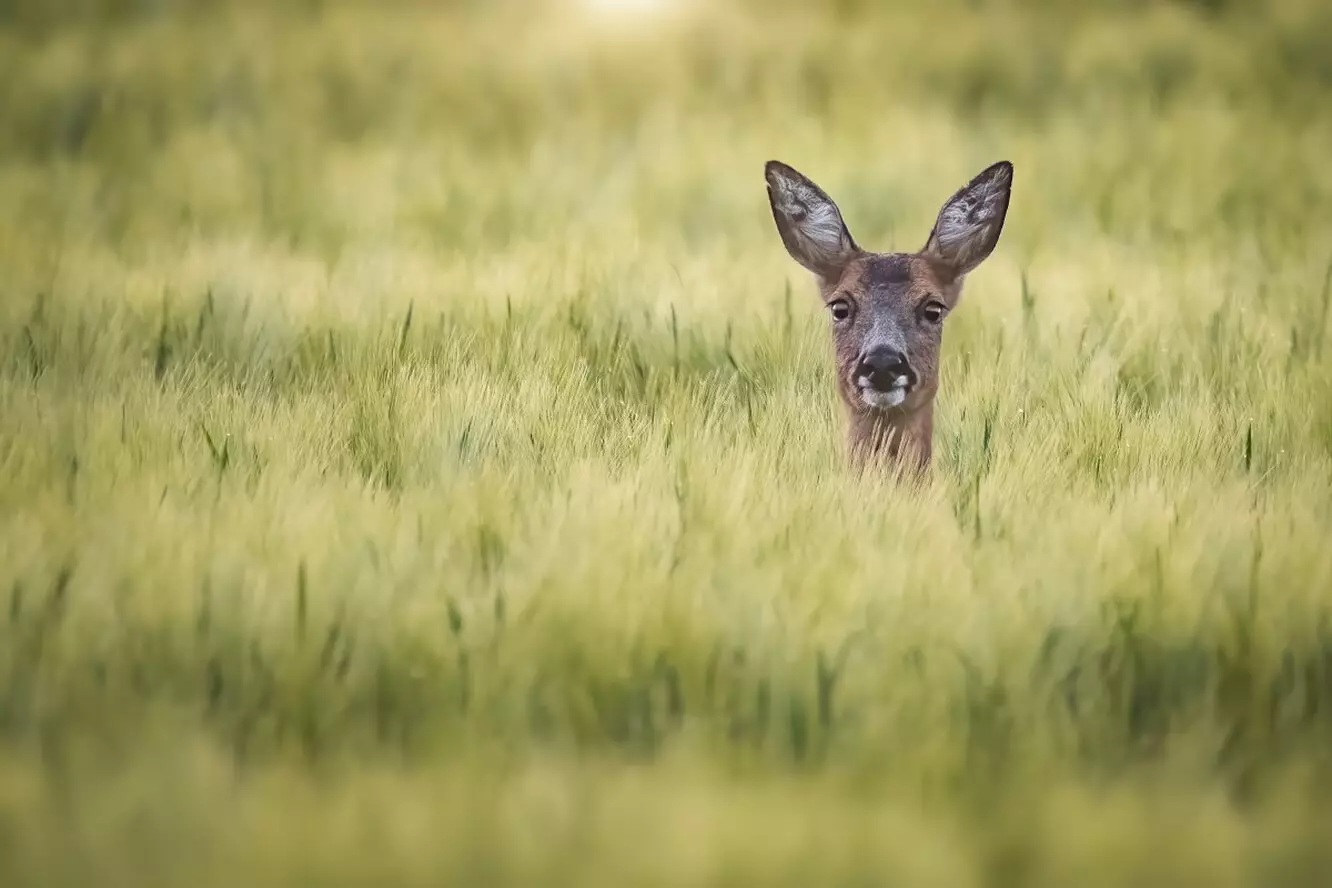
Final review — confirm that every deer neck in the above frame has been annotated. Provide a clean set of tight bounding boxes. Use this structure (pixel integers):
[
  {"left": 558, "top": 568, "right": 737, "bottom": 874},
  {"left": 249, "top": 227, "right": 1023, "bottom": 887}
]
[{"left": 847, "top": 401, "right": 934, "bottom": 473}]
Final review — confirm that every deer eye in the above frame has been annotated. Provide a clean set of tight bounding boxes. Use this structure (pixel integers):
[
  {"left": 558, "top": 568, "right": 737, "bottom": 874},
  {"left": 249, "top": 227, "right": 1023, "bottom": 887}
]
[
  {"left": 921, "top": 301, "right": 946, "bottom": 324},
  {"left": 828, "top": 298, "right": 853, "bottom": 322}
]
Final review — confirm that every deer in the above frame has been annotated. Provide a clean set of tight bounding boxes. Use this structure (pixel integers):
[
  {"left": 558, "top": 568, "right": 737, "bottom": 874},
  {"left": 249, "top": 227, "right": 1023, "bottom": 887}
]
[{"left": 764, "top": 159, "right": 1013, "bottom": 474}]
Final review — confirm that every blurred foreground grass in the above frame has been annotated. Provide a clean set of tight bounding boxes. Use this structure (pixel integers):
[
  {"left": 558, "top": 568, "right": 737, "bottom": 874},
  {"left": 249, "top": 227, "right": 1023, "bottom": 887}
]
[{"left": 2, "top": 0, "right": 1332, "bottom": 884}]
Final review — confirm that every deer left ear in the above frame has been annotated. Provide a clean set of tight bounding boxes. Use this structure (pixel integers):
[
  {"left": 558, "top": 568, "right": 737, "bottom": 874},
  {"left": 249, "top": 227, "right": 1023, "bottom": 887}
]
[
  {"left": 922, "top": 161, "right": 1012, "bottom": 279},
  {"left": 764, "top": 160, "right": 860, "bottom": 282}
]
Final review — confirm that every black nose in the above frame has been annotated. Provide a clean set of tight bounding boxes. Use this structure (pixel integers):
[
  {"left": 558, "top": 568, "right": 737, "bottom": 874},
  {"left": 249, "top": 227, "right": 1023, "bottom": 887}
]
[{"left": 857, "top": 347, "right": 911, "bottom": 391}]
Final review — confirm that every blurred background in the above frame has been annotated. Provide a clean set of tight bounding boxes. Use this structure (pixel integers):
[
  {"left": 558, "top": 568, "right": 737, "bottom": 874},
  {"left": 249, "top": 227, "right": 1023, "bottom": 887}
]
[{"left": 2, "top": 0, "right": 1329, "bottom": 274}]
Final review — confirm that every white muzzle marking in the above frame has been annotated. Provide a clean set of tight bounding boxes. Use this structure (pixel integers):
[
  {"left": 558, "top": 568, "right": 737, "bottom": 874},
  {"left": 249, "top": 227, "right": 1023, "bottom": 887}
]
[{"left": 857, "top": 375, "right": 910, "bottom": 410}]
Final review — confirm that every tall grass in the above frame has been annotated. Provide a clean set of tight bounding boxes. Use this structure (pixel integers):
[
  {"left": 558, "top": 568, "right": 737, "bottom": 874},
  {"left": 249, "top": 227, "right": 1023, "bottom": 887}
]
[{"left": 2, "top": 0, "right": 1332, "bottom": 884}]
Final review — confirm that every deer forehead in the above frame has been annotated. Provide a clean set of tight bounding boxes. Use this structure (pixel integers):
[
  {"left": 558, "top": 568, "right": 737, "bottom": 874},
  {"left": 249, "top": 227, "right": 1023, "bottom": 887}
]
[{"left": 829, "top": 254, "right": 947, "bottom": 307}]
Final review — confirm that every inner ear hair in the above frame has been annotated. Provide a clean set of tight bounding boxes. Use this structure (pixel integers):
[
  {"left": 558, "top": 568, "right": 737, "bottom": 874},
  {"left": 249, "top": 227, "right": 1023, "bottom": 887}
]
[
  {"left": 924, "top": 160, "right": 1013, "bottom": 276},
  {"left": 765, "top": 160, "right": 858, "bottom": 279}
]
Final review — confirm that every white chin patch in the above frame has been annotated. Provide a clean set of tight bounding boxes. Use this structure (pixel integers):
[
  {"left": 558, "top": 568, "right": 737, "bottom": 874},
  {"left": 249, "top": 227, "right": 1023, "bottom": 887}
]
[
  {"left": 858, "top": 375, "right": 910, "bottom": 410},
  {"left": 860, "top": 388, "right": 908, "bottom": 409}
]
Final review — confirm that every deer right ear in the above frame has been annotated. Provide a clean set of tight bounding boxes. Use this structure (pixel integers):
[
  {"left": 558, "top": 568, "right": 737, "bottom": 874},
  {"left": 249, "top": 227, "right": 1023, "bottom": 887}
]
[
  {"left": 922, "top": 161, "right": 1013, "bottom": 280},
  {"left": 765, "top": 160, "right": 859, "bottom": 280}
]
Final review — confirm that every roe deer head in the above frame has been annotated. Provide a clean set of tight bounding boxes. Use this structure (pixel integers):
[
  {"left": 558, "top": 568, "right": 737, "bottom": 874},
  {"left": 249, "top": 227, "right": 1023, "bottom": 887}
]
[{"left": 764, "top": 159, "right": 1012, "bottom": 473}]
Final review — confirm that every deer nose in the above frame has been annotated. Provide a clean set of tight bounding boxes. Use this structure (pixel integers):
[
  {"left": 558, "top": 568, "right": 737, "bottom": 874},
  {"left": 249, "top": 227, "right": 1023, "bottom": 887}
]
[{"left": 857, "top": 347, "right": 911, "bottom": 391}]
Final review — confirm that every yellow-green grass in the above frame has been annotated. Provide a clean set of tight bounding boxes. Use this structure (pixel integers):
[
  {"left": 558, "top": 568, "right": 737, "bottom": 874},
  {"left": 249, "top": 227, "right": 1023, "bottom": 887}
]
[{"left": 2, "top": 0, "right": 1332, "bottom": 884}]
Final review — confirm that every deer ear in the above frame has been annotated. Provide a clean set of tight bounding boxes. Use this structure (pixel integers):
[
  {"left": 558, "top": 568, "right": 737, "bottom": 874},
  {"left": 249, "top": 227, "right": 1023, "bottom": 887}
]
[
  {"left": 922, "top": 161, "right": 1012, "bottom": 279},
  {"left": 765, "top": 160, "right": 859, "bottom": 280}
]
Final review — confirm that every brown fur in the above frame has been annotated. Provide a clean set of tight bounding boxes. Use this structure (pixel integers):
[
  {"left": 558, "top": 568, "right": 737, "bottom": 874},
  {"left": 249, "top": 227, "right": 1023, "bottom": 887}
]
[{"left": 764, "top": 159, "right": 1013, "bottom": 474}]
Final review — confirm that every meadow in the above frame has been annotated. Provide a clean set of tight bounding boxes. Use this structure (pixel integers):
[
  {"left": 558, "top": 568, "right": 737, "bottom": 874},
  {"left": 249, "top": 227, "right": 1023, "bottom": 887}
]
[{"left": 2, "top": 0, "right": 1332, "bottom": 883}]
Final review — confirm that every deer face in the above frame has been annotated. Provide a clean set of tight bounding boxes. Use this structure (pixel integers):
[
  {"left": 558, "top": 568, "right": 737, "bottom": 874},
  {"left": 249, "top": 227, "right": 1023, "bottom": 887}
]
[
  {"left": 821, "top": 252, "right": 952, "bottom": 413},
  {"left": 765, "top": 159, "right": 1012, "bottom": 423}
]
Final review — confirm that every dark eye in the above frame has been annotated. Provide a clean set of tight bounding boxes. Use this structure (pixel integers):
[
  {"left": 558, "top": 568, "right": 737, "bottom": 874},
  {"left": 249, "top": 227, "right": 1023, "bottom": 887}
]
[
  {"left": 921, "top": 301, "right": 946, "bottom": 324},
  {"left": 828, "top": 298, "right": 853, "bottom": 322}
]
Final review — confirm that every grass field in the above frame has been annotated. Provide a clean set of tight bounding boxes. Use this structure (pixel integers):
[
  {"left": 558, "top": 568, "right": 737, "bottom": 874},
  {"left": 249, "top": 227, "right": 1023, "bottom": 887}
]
[{"left": 3, "top": 0, "right": 1332, "bottom": 884}]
